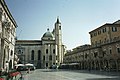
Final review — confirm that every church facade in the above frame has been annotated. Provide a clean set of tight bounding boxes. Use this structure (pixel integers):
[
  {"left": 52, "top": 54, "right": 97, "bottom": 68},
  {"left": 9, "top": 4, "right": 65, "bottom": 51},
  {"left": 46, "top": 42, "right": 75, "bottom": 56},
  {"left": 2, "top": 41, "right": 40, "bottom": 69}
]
[{"left": 15, "top": 18, "right": 66, "bottom": 68}]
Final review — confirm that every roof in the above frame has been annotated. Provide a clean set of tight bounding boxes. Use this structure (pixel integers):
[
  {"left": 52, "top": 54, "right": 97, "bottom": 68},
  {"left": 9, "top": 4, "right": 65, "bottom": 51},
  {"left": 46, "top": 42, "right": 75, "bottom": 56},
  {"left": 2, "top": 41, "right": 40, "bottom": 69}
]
[
  {"left": 89, "top": 23, "right": 120, "bottom": 34},
  {"left": 113, "top": 20, "right": 120, "bottom": 24},
  {"left": 16, "top": 40, "right": 41, "bottom": 42},
  {"left": 55, "top": 16, "right": 61, "bottom": 24},
  {"left": 42, "top": 28, "right": 54, "bottom": 38},
  {"left": 16, "top": 40, "right": 42, "bottom": 45}
]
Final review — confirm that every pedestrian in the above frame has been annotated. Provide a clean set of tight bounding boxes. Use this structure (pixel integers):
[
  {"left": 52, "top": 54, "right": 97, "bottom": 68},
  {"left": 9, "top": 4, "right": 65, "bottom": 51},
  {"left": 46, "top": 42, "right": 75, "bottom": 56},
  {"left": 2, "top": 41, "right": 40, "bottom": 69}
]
[
  {"left": 88, "top": 67, "right": 91, "bottom": 72},
  {"left": 104, "top": 66, "right": 106, "bottom": 71},
  {"left": 19, "top": 71, "right": 24, "bottom": 80},
  {"left": 0, "top": 68, "right": 3, "bottom": 76},
  {"left": 5, "top": 61, "right": 9, "bottom": 73},
  {"left": 27, "top": 68, "right": 30, "bottom": 73}
]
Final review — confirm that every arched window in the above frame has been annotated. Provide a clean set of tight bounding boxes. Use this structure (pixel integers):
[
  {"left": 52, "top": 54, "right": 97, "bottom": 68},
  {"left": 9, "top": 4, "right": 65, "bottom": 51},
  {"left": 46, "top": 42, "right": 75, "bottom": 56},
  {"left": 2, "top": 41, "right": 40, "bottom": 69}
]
[
  {"left": 3, "top": 49, "right": 6, "bottom": 68},
  {"left": 53, "top": 49, "right": 55, "bottom": 54},
  {"left": 46, "top": 63, "right": 48, "bottom": 67},
  {"left": 11, "top": 50, "right": 13, "bottom": 56},
  {"left": 18, "top": 50, "right": 21, "bottom": 54},
  {"left": 31, "top": 50, "right": 34, "bottom": 60},
  {"left": 117, "top": 47, "right": 120, "bottom": 53},
  {"left": 94, "top": 52, "right": 98, "bottom": 58},
  {"left": 9, "top": 60, "right": 12, "bottom": 69},
  {"left": 46, "top": 49, "right": 48, "bottom": 54},
  {"left": 59, "top": 26, "right": 61, "bottom": 30},
  {"left": 49, "top": 55, "right": 52, "bottom": 60},
  {"left": 85, "top": 53, "right": 88, "bottom": 59},
  {"left": 38, "top": 50, "right": 41, "bottom": 60},
  {"left": 43, "top": 56, "right": 45, "bottom": 61}
]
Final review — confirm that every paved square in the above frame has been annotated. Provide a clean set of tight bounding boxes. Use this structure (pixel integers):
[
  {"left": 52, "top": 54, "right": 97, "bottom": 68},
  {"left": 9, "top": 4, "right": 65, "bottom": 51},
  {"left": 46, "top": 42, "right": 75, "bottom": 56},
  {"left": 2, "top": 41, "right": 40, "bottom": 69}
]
[{"left": 21, "top": 69, "right": 120, "bottom": 80}]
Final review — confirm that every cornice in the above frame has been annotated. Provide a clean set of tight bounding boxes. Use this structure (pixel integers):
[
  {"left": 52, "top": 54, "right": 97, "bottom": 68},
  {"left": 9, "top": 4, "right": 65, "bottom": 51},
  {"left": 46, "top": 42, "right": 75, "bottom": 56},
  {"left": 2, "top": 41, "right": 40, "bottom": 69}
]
[{"left": 0, "top": 0, "right": 18, "bottom": 27}]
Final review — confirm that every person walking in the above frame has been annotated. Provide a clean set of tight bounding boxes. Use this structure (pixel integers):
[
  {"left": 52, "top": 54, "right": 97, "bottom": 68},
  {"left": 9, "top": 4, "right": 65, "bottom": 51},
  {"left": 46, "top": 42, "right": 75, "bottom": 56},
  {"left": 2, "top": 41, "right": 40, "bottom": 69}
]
[{"left": 5, "top": 61, "right": 9, "bottom": 73}]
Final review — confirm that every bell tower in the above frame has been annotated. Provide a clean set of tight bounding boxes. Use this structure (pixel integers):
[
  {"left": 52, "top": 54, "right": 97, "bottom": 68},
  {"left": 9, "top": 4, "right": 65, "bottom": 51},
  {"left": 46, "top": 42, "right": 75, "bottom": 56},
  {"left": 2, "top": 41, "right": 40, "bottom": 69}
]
[{"left": 54, "top": 17, "right": 63, "bottom": 65}]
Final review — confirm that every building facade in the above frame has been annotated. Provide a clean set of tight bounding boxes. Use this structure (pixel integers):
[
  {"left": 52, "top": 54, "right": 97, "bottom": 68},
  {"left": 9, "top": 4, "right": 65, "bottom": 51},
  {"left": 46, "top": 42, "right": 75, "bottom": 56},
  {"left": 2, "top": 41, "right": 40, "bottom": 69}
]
[
  {"left": 63, "top": 20, "right": 120, "bottom": 71},
  {"left": 15, "top": 18, "right": 66, "bottom": 69},
  {"left": 0, "top": 0, "right": 17, "bottom": 71}
]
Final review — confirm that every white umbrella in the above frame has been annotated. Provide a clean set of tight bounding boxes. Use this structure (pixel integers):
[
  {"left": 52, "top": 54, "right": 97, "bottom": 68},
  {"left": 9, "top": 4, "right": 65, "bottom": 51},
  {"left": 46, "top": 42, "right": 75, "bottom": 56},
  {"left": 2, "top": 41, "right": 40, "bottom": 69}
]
[
  {"left": 25, "top": 63, "right": 34, "bottom": 66},
  {"left": 15, "top": 64, "right": 24, "bottom": 66}
]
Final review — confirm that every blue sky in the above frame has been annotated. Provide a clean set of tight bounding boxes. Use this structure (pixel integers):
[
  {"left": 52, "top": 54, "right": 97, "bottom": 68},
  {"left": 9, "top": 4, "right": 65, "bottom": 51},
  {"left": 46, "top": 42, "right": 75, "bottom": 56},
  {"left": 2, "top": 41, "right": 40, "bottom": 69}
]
[{"left": 5, "top": 0, "right": 120, "bottom": 50}]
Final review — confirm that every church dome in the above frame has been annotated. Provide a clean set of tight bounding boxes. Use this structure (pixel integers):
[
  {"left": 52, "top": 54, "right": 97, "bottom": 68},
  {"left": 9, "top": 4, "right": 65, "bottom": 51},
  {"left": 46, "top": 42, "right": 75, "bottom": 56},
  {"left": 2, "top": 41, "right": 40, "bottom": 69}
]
[
  {"left": 43, "top": 31, "right": 54, "bottom": 38},
  {"left": 42, "top": 28, "right": 54, "bottom": 40}
]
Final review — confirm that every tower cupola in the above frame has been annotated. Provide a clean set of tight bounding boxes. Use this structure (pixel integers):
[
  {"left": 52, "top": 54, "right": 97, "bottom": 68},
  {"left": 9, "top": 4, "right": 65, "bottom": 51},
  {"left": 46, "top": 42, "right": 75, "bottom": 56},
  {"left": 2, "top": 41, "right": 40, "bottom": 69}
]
[{"left": 56, "top": 16, "right": 61, "bottom": 24}]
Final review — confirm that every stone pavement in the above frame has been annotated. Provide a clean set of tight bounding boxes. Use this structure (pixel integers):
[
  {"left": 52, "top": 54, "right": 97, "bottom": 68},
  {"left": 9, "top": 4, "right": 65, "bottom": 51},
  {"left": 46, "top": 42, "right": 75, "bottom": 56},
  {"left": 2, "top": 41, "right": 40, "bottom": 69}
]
[{"left": 20, "top": 69, "right": 120, "bottom": 80}]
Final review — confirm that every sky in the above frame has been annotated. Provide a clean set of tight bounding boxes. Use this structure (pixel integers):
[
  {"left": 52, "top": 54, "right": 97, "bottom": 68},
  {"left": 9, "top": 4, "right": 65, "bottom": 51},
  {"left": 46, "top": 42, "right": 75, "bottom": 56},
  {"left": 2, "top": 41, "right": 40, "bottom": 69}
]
[{"left": 5, "top": 0, "right": 120, "bottom": 50}]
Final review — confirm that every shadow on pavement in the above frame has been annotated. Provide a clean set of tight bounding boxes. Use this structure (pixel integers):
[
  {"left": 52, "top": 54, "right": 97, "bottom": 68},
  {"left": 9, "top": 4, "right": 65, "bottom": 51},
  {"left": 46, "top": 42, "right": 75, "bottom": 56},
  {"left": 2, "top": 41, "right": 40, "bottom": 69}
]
[
  {"left": 41, "top": 69, "right": 59, "bottom": 72},
  {"left": 87, "top": 77, "right": 120, "bottom": 80},
  {"left": 68, "top": 70, "right": 120, "bottom": 76},
  {"left": 39, "top": 69, "right": 120, "bottom": 80},
  {"left": 67, "top": 70, "right": 120, "bottom": 80}
]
